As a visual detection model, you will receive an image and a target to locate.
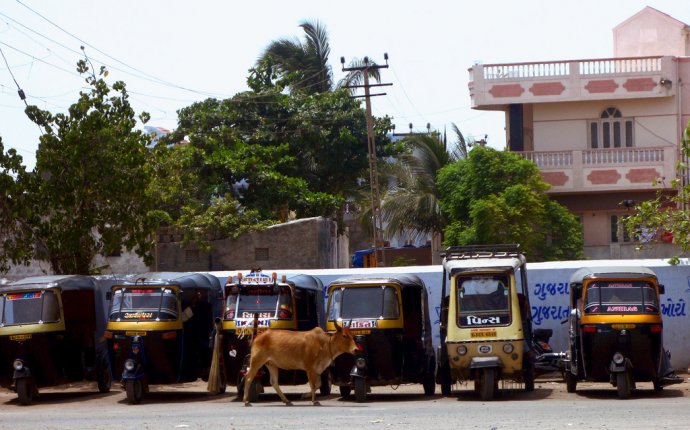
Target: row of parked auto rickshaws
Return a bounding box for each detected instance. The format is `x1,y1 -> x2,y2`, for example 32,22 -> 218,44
0,245 -> 682,405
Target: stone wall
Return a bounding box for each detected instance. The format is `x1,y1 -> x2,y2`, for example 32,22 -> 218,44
155,217 -> 346,272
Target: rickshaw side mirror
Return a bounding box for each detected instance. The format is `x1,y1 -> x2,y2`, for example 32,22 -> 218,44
659,284 -> 665,295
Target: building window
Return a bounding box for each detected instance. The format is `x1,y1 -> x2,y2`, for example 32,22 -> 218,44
588,107 -> 634,149
255,248 -> 269,261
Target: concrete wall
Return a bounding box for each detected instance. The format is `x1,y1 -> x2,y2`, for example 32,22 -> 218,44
614,7 -> 689,57
208,258 -> 690,371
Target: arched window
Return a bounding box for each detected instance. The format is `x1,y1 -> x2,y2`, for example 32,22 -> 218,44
588,107 -> 634,149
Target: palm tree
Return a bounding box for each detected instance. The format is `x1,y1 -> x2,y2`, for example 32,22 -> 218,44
260,20 -> 334,94
380,126 -> 469,241
259,20 -> 381,95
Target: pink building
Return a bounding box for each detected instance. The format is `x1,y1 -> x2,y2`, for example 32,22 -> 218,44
467,7 -> 690,259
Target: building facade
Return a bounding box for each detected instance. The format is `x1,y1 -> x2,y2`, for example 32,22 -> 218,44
467,7 -> 690,259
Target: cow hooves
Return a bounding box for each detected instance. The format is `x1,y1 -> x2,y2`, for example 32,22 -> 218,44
244,402 -> 252,407
313,401 -> 321,406
285,401 -> 294,406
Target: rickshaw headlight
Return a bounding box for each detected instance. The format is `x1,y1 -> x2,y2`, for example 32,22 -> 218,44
355,357 -> 366,369
502,343 -> 514,354
12,359 -> 23,371
456,345 -> 467,356
612,352 -> 625,365
124,359 -> 136,372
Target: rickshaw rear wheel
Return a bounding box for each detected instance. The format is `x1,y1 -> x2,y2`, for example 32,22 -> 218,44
319,371 -> 331,396
218,373 -> 227,394
125,379 -> 144,404
339,385 -> 351,398
616,371 -> 632,399
653,379 -> 663,392
423,373 -> 436,396
16,379 -> 34,405
97,365 -> 112,393
565,372 -> 577,393
523,364 -> 535,392
479,369 -> 496,401
354,377 -> 367,403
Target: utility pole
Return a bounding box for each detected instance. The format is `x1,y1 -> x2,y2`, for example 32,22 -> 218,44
341,54 -> 392,267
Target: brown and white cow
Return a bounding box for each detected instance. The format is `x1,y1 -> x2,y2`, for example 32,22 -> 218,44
243,323 -> 358,406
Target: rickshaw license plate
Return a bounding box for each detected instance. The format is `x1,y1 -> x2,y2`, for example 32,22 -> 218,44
471,330 -> 496,338
238,328 -> 266,336
125,331 -> 147,337
611,324 -> 636,329
10,334 -> 32,341
350,330 -> 371,335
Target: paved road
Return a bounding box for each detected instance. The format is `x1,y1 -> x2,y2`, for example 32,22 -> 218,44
1,376 -> 690,430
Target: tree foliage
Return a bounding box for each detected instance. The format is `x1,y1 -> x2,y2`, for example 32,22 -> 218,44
437,147 -> 583,262
624,123 -> 690,264
0,61 -> 158,274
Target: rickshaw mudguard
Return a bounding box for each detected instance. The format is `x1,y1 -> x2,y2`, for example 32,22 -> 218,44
470,356 -> 503,369
13,367 -> 31,380
349,364 -> 367,378
609,357 -> 632,373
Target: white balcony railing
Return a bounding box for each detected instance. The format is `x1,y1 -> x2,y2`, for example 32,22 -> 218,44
480,56 -> 663,81
520,147 -> 666,168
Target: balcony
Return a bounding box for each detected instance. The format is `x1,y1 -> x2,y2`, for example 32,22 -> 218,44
518,146 -> 676,193
469,56 -> 677,108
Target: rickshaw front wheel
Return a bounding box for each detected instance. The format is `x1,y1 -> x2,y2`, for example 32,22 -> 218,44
354,377 -> 367,403
523,365 -> 535,392
616,371 -> 632,399
16,379 -> 35,405
479,369 -> 496,401
125,379 -> 144,404
218,373 -> 227,394
653,379 -> 663,392
319,371 -> 331,396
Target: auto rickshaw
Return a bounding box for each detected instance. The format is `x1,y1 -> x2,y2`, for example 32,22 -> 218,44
325,274 -> 436,402
104,272 -> 222,404
0,275 -> 113,404
438,244 -> 535,400
220,270 -> 327,401
565,266 -> 682,398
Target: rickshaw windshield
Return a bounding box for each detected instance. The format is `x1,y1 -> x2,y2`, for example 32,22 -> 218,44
227,286 -> 289,320
109,287 -> 178,321
456,274 -> 511,327
584,281 -> 659,314
0,290 -> 60,326
327,286 -> 400,320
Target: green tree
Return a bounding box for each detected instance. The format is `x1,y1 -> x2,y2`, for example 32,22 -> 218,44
624,123 -> 690,263
1,61 -> 159,274
0,139 -> 34,273
437,147 -> 583,261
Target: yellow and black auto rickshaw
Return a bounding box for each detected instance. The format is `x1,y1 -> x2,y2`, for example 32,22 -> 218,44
325,274 -> 436,402
104,272 -> 222,404
0,275 -> 113,404
565,266 -> 682,398
220,270 -> 326,401
438,245 -> 535,400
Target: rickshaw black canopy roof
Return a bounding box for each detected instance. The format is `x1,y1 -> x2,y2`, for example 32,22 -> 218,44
0,275 -> 98,293
284,274 -> 323,292
569,266 -> 659,287
328,273 -> 426,290
119,272 -> 221,293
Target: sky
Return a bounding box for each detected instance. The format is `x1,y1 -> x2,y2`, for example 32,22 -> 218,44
1,0 -> 689,170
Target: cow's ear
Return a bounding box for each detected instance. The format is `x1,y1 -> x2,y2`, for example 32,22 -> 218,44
335,320 -> 342,332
